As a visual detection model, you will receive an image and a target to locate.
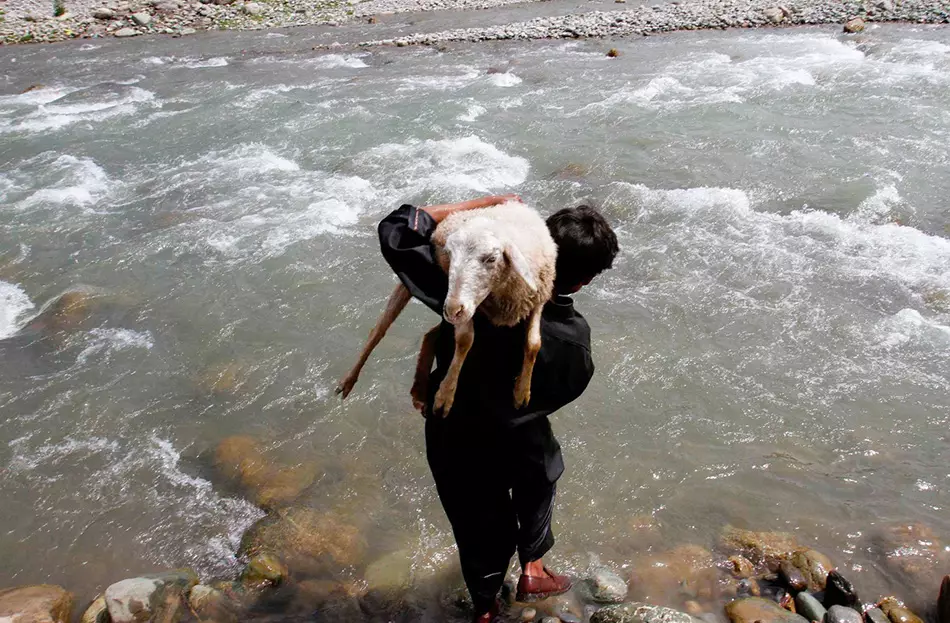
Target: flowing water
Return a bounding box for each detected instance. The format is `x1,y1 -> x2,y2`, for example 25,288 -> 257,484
1,24 -> 950,618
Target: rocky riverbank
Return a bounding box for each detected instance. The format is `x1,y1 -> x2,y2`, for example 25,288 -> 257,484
2,432 -> 948,622
1,0 -> 948,45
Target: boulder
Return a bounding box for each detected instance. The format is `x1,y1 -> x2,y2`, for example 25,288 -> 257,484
114,28 -> 139,37
795,592 -> 826,623
869,523 -> 947,587
865,608 -> 890,623
940,576 -> 950,623
843,17 -> 865,32
591,603 -> 701,623
130,12 -> 151,25
214,436 -> 319,509
588,569 -> 628,604
823,571 -> 858,609
779,561 -> 808,593
93,8 -> 116,19
243,2 -> 262,14
791,550 -> 833,592
726,597 -> 810,623
764,7 -> 784,22
79,595 -> 109,623
188,585 -> 238,622
0,585 -> 73,623
826,606 -> 863,623
104,569 -> 198,623
719,527 -> 799,565
242,552 -> 288,589
879,599 -> 924,623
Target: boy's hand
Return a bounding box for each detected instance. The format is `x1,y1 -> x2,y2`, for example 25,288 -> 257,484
422,194 -> 523,223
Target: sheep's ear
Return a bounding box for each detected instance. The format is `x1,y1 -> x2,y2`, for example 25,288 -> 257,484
504,242 -> 537,292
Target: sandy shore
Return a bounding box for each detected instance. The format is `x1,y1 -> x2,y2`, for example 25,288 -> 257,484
1,0 -> 948,46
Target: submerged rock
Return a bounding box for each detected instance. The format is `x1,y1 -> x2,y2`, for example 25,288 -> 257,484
79,595 -> 109,623
189,584 -> 239,622
0,585 -> 73,623
588,569 -> 628,604
727,556 -> 756,579
780,561 -> 808,593
105,569 -> 198,623
591,602 -> 700,623
214,436 -> 319,509
719,527 -> 799,565
879,598 -> 924,623
726,597 -> 809,623
630,544 -> 719,602
242,553 -> 288,589
791,550 -> 833,591
869,523 -> 947,588
939,576 -> 950,623
795,592 -> 827,622
361,549 -> 413,613
826,606 -> 863,623
843,17 -> 865,32
823,571 -> 858,609
865,608 -> 890,623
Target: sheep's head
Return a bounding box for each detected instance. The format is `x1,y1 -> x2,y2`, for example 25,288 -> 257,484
440,220 -> 537,326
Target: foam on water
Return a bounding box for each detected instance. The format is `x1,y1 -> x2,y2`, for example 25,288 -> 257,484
0,86 -> 156,134
142,56 -> 229,68
485,72 -> 522,87
0,281 -> 33,340
310,53 -> 369,69
74,328 -> 155,365
457,102 -> 487,122
876,309 -> 950,349
15,155 -> 112,210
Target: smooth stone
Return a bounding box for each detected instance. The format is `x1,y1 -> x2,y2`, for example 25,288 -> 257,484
105,570 -> 198,623
0,585 -> 73,623
591,602 -> 701,623
780,561 -> 808,593
242,553 -> 288,589
764,7 -> 784,22
843,17 -> 865,32
541,618 -> 561,623
93,8 -> 116,19
865,608 -> 890,623
114,27 -> 138,36
880,599 -> 924,623
795,592 -> 827,622
791,550 -> 833,591
522,607 -> 538,621
823,571 -> 858,609
243,1 -> 262,14
940,576 -> 950,623
826,606 -> 863,623
130,12 -> 151,25
589,569 -> 628,603
726,597 -> 810,623
79,595 -> 109,623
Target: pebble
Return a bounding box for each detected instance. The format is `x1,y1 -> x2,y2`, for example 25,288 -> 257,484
113,27 -> 138,36
795,592 -> 827,623
865,608 -> 890,623
130,11 -> 152,25
92,8 -> 116,19
826,606 -> 863,623
880,599 -> 924,623
780,562 -> 808,593
522,607 -> 538,622
589,569 -> 628,603
823,571 -> 858,610
843,16 -> 865,31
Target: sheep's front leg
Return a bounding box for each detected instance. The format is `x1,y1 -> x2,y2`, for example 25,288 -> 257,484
513,305 -> 543,409
432,319 -> 474,418
335,284 -> 412,399
410,324 -> 441,415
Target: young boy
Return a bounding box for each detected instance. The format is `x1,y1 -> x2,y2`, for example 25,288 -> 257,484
378,195 -> 619,622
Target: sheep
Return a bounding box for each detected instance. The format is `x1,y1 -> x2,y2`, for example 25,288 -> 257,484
335,201 -> 557,417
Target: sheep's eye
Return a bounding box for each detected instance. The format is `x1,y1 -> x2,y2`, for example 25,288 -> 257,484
482,254 -> 497,264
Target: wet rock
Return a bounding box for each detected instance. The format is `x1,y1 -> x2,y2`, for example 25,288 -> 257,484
589,569 -> 628,604
79,595 -> 109,623
522,607 -> 538,621
189,584 -> 238,622
685,601 -> 704,617
606,48 -> 620,57
130,12 -> 151,25
795,592 -> 827,622
197,361 -> 246,395
879,599 -> 924,623
93,8 -> 116,19
822,571 -> 858,609
214,436 -> 319,509
541,618 -> 561,623
764,7 -> 784,22
791,550 -> 833,591
826,606 -> 863,623
865,608 -> 890,623
239,507 -> 366,575
242,553 -> 288,589
843,17 -> 865,32
719,527 -> 799,565
940,576 -> 950,623
780,592 -> 796,614
361,549 -> 413,613
114,28 -> 139,37
0,585 -> 73,623
591,602 -> 700,623
726,597 -> 810,623
728,556 -> 756,578
780,561 -> 808,593
738,578 -> 761,598
630,545 -> 719,602
105,569 -> 198,623
869,523 -> 947,587
243,2 -> 263,14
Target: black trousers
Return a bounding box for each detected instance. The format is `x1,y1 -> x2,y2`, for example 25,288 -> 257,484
425,415 -> 565,614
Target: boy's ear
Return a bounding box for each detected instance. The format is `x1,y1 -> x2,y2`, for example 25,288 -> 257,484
504,242 -> 537,292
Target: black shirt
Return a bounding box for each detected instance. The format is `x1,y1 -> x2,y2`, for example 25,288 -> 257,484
377,204 -> 595,427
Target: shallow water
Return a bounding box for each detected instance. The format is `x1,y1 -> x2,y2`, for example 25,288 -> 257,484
1,24 -> 949,618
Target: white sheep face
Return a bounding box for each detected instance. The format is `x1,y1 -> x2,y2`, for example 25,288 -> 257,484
441,217 -> 537,326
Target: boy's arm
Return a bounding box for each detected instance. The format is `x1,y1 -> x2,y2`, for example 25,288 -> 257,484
377,196 -> 520,314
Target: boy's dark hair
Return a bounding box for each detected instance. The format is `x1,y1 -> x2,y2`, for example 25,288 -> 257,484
546,205 -> 619,293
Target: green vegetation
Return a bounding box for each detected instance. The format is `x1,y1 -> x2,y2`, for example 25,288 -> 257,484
20,33 -> 35,42
53,0 -> 67,17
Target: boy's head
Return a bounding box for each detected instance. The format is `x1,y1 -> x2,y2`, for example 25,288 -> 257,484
546,205 -> 619,294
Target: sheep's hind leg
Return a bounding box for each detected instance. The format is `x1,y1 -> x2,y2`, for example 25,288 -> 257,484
410,324 -> 441,415
335,284 -> 412,399
513,305 -> 543,409
433,319 -> 474,418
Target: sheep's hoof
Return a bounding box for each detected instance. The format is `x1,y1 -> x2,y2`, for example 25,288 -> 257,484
433,388 -> 454,418
335,376 -> 357,399
513,384 -> 531,409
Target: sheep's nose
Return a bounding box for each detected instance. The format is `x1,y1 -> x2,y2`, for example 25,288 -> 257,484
443,302 -> 467,323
